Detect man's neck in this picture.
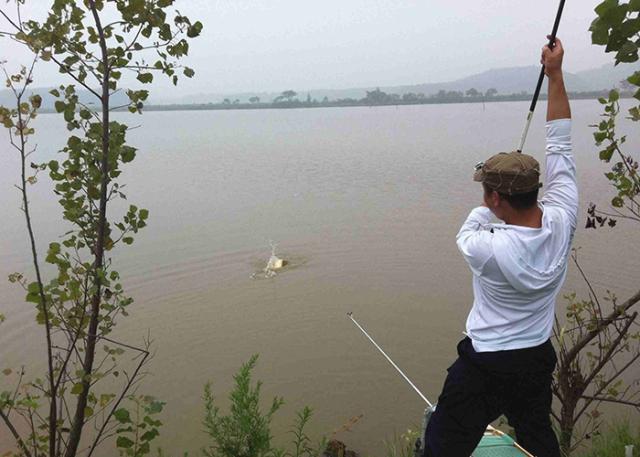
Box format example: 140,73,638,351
502,206,543,228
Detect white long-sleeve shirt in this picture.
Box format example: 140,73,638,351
457,119,578,352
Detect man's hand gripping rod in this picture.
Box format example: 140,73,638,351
516,0,566,153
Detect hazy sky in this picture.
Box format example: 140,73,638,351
1,0,612,95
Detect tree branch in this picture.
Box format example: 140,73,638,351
564,289,640,364
581,395,640,408
583,312,637,389
0,408,33,457
49,55,102,100
7,55,60,457
575,351,640,421
86,339,150,457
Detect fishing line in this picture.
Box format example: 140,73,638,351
347,312,516,438
516,0,566,153
347,312,433,407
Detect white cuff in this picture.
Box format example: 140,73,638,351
469,206,493,223
546,119,572,152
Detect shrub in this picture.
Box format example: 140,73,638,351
202,355,324,457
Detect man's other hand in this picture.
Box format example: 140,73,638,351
541,36,564,79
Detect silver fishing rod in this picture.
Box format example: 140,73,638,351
347,312,433,408
516,0,566,153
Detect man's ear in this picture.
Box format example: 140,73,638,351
490,190,501,208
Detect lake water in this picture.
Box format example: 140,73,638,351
1,101,639,455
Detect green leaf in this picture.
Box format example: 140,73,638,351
612,196,624,207
139,209,149,220
137,73,154,84
628,71,640,86
594,131,607,143
48,160,59,172
116,436,134,449
609,89,620,101
54,101,66,113
122,237,134,245
27,282,40,294
183,67,195,78
147,400,164,415
600,146,615,162
187,21,203,38
30,95,42,109
590,18,610,45
595,0,617,18
141,429,159,442
114,408,131,423
616,41,639,63
120,146,136,163
99,394,114,407
48,242,61,255
71,383,84,395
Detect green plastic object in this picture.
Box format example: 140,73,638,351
472,434,529,457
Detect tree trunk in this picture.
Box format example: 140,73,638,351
63,2,110,456
559,404,575,457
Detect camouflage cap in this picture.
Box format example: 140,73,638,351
473,152,542,195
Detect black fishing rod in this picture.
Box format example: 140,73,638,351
516,0,567,153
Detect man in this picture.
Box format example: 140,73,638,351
425,37,576,457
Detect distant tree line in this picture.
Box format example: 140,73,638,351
142,86,637,112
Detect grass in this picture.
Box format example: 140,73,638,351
580,420,640,457
382,428,421,457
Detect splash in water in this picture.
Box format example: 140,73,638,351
252,241,287,279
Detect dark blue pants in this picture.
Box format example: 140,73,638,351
425,338,560,457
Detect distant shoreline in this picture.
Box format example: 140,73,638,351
139,90,632,113
32,90,634,114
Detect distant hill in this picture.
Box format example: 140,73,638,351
386,63,638,96
149,62,640,105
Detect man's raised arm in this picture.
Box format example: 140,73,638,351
541,37,578,228
545,37,571,122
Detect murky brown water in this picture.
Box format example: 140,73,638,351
1,101,638,455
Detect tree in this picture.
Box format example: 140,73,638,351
0,2,202,457
275,90,297,103
402,93,418,102
485,88,498,98
283,90,297,100
364,88,388,105
586,0,640,229
223,98,231,105
465,88,479,97
249,96,260,104
551,1,640,454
